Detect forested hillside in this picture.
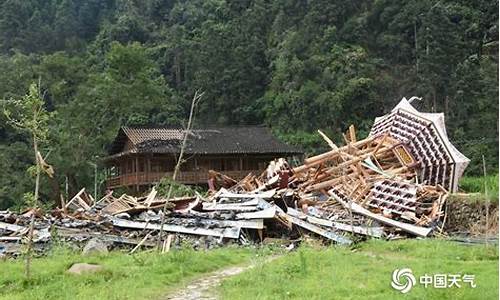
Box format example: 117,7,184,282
0,0,497,209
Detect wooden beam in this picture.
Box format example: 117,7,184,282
348,125,357,143
294,137,375,173
135,156,139,192
146,156,151,183
317,130,338,150
330,193,432,237
144,187,157,207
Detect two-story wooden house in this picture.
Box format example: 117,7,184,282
104,126,302,192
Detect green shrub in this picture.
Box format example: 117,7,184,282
155,177,205,198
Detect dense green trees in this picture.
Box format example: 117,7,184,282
0,0,497,209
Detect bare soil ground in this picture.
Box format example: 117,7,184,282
163,256,280,300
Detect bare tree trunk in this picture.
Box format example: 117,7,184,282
50,177,62,208
34,143,40,202
483,155,489,244
25,215,35,278
26,135,40,279
157,91,204,250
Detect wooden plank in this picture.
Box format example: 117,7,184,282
372,134,388,155
209,198,259,207
0,236,22,241
317,130,338,150
0,221,26,233
130,232,154,253
111,218,241,239
236,206,276,219
286,215,352,245
294,137,375,173
330,193,432,237
349,125,357,143
202,201,258,211
216,189,276,199
76,196,92,210
173,196,200,213
286,207,307,218
65,188,91,210
163,234,174,253
144,187,157,207
331,222,383,238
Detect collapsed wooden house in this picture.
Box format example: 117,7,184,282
104,126,302,192
0,97,477,257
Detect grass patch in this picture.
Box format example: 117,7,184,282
0,245,266,300
459,174,499,202
219,239,499,299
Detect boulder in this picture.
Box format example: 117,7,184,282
82,238,108,255
67,263,103,275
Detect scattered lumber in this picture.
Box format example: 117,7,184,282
0,97,472,256
65,188,93,211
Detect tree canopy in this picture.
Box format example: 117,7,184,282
0,0,497,209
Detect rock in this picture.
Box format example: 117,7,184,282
138,210,160,222
82,238,108,255
67,263,103,275
114,212,131,219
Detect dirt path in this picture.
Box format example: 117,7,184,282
163,256,280,300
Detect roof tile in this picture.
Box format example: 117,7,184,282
109,126,302,156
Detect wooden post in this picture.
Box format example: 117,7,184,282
146,156,151,184
135,156,139,192
482,155,489,243
121,161,125,186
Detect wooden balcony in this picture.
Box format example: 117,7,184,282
106,170,263,189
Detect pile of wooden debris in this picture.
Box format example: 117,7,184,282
0,98,471,256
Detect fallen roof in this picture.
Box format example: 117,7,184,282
370,98,470,192
107,126,303,157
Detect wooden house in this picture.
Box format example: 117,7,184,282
104,126,302,191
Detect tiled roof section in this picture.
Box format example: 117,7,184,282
124,127,184,145
108,126,303,156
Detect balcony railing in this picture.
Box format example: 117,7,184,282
106,170,263,188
